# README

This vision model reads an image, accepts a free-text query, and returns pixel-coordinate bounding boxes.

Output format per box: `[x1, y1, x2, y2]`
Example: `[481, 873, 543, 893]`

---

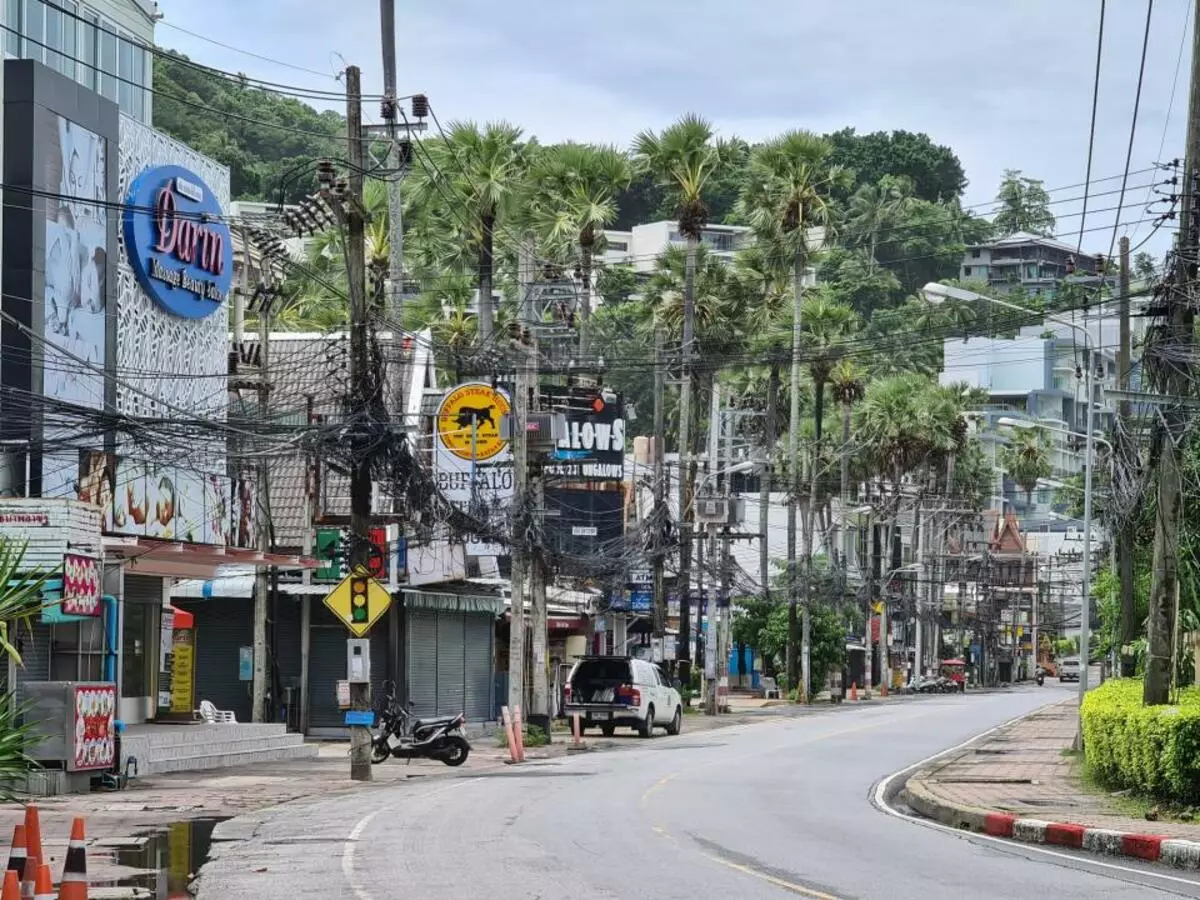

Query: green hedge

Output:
[1081, 679, 1200, 802]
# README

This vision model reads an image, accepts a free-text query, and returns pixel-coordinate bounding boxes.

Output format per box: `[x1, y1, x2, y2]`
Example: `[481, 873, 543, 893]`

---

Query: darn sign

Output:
[123, 165, 233, 319]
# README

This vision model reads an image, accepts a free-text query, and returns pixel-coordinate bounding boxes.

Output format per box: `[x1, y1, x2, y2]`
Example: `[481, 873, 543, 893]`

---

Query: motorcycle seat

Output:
[412, 715, 459, 730]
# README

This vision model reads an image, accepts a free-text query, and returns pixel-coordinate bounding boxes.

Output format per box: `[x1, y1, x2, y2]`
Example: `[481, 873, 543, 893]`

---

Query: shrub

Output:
[1081, 679, 1200, 802]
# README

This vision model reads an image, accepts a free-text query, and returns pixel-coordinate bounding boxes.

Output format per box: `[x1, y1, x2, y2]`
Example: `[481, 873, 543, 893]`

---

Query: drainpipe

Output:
[103, 594, 118, 683]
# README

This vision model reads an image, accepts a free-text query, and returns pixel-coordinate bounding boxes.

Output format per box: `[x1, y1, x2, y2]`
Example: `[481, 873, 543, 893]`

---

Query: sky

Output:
[158, 0, 1193, 259]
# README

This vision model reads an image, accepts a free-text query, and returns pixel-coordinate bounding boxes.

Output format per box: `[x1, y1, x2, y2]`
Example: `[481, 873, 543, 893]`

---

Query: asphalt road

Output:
[197, 683, 1200, 899]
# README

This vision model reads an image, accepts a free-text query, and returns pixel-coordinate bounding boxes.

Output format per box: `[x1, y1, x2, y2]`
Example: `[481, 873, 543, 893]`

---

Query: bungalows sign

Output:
[123, 165, 233, 319]
[543, 387, 626, 481]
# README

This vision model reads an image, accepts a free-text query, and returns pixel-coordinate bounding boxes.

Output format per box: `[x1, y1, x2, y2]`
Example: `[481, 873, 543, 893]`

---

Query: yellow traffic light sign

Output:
[324, 570, 391, 637]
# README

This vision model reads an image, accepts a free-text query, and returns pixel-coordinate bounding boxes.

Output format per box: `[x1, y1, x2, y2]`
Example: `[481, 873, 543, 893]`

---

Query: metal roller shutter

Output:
[309, 603, 348, 729]
[463, 613, 493, 723]
[406, 609, 438, 717]
[180, 597, 252, 723]
[15, 620, 53, 702]
[436, 612, 465, 716]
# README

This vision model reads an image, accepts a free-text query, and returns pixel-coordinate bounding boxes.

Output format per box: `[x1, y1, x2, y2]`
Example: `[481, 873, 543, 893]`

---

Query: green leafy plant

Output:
[0, 539, 50, 664]
[1081, 679, 1200, 802]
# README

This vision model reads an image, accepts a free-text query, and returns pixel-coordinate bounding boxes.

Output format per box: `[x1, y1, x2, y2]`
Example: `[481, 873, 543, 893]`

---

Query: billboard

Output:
[123, 165, 233, 319]
[541, 386, 626, 482]
[433, 382, 513, 556]
[43, 113, 108, 411]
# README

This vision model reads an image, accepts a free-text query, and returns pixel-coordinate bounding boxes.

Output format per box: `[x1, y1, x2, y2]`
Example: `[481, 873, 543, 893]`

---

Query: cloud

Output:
[159, 0, 1190, 254]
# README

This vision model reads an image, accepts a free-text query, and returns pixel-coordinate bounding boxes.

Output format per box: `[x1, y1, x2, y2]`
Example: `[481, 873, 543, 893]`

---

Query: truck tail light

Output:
[616, 685, 640, 707]
[563, 684, 572, 702]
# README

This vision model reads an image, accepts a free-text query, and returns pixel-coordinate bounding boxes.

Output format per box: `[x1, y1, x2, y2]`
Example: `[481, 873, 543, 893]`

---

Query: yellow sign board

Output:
[436, 382, 511, 462]
[323, 571, 391, 637]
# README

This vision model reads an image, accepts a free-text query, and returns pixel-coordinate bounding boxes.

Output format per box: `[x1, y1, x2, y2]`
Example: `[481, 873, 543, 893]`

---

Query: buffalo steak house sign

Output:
[123, 165, 233, 319]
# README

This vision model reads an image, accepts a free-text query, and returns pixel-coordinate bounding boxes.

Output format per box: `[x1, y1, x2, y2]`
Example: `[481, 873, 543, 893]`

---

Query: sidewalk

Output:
[903, 697, 1200, 868]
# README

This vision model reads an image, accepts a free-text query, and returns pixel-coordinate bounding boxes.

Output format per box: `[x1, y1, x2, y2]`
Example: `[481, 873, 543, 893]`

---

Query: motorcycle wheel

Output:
[439, 735, 470, 767]
[371, 736, 391, 765]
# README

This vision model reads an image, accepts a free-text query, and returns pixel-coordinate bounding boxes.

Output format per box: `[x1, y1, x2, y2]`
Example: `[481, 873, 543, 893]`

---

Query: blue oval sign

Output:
[123, 165, 233, 319]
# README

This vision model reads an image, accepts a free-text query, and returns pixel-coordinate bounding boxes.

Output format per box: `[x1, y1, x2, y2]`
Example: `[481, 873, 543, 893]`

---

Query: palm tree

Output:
[631, 116, 730, 677]
[1000, 427, 1052, 505]
[738, 130, 845, 696]
[407, 121, 528, 339]
[526, 143, 632, 353]
[844, 175, 914, 273]
[830, 359, 866, 567]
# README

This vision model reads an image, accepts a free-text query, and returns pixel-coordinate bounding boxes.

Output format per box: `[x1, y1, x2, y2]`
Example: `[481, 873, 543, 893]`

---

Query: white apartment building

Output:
[2, 0, 156, 122]
[601, 220, 755, 273]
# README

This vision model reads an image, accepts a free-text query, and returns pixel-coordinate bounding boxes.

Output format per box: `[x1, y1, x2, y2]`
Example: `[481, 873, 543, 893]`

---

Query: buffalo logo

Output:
[436, 383, 511, 462]
[455, 406, 495, 432]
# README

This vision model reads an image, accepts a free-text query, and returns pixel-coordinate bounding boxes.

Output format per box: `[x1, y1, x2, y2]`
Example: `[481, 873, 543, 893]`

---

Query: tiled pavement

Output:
[908, 697, 1200, 841]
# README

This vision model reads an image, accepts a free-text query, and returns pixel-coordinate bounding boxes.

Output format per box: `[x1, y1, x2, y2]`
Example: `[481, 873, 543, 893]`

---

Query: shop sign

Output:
[70, 684, 115, 771]
[123, 165, 233, 319]
[169, 627, 195, 715]
[0, 512, 48, 526]
[61, 553, 101, 616]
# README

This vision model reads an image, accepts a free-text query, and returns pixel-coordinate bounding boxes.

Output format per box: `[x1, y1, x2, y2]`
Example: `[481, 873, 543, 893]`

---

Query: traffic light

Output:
[350, 576, 369, 624]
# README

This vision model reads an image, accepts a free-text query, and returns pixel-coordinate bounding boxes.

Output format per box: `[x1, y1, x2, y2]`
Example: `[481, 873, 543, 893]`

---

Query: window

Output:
[971, 248, 981, 258]
[963, 266, 972, 277]
[1036, 489, 1051, 505]
[23, 0, 43, 63]
[129, 43, 146, 120]
[50, 618, 105, 682]
[117, 30, 132, 112]
[75, 9, 96, 90]
[703, 231, 735, 252]
[607, 241, 628, 252]
[59, 0, 75, 79]
[98, 24, 116, 102]
[5, 0, 20, 57]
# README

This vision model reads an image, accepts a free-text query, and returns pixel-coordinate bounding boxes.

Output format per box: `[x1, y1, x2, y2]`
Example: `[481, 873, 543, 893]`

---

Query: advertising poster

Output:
[61, 553, 101, 617]
[433, 383, 513, 557]
[43, 114, 108, 411]
[169, 623, 196, 715]
[70, 683, 115, 771]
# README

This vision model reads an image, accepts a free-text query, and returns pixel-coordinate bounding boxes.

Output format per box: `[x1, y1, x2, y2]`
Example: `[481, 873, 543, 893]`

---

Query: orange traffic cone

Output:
[1, 870, 18, 900]
[20, 852, 37, 900]
[59, 817, 87, 900]
[31, 864, 51, 900]
[20, 808, 41, 877]
[849, 681, 858, 702]
[5, 824, 25, 881]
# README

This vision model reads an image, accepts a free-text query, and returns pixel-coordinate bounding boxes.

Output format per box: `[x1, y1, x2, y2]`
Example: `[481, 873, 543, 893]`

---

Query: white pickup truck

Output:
[563, 656, 682, 738]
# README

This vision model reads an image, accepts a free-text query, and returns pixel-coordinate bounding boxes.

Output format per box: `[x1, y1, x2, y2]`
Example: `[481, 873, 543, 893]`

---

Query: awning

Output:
[402, 590, 505, 615]
[172, 566, 338, 600]
[106, 536, 316, 580]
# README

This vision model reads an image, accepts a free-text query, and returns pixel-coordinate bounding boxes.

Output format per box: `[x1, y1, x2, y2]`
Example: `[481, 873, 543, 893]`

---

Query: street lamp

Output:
[923, 282, 1099, 705]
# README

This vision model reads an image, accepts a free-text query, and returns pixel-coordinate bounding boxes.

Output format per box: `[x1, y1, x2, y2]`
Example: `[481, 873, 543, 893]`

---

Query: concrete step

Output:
[122, 724, 289, 750]
[139, 741, 319, 775]
[132, 734, 309, 764]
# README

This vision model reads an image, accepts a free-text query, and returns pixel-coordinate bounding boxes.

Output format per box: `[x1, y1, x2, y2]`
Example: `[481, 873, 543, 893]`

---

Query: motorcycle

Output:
[371, 684, 471, 767]
[1035, 666, 1045, 687]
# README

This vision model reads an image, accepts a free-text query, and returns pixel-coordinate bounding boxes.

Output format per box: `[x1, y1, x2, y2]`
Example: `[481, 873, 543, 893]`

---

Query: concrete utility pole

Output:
[787, 264, 802, 695]
[344, 65, 373, 782]
[1116, 235, 1136, 677]
[1145, 0, 1200, 705]
[378, 0, 405, 327]
[528, 261, 548, 728]
[705, 384, 721, 714]
[676, 250, 696, 682]
[720, 393, 735, 709]
[652, 326, 667, 640]
[760, 366, 778, 610]
[507, 244, 534, 715]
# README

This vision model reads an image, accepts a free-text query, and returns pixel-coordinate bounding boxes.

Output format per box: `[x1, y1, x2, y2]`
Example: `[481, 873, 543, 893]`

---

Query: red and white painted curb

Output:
[905, 782, 1200, 869]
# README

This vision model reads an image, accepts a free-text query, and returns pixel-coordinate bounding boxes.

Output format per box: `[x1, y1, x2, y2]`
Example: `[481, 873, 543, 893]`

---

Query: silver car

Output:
[1059, 657, 1081, 682]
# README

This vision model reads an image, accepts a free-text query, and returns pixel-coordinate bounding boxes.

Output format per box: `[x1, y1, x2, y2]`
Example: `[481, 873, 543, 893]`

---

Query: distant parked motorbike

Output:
[1035, 666, 1045, 687]
[371, 684, 470, 767]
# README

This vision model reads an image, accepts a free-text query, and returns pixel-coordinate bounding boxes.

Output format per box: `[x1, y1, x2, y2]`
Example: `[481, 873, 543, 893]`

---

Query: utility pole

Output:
[760, 366, 778, 610]
[705, 384, 721, 714]
[344, 65, 373, 781]
[1116, 235, 1136, 677]
[528, 260, 548, 728]
[786, 264, 803, 695]
[1147, 0, 1200, 705]
[720, 393, 735, 710]
[507, 244, 534, 715]
[253, 300, 271, 723]
[652, 326, 667, 641]
[676, 270, 696, 683]
[377, 0, 405, 327]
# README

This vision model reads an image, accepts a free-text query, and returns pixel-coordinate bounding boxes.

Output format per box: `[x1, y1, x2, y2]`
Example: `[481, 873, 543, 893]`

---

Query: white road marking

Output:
[872, 710, 1200, 890]
[342, 779, 470, 900]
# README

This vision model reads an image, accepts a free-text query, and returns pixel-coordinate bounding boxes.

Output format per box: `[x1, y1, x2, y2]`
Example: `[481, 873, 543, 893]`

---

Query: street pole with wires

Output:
[1116, 235, 1136, 677]
[344, 65, 373, 781]
[787, 258, 803, 697]
[1146, 0, 1200, 705]
[652, 325, 667, 642]
[378, 0, 405, 326]
[676, 284, 695, 685]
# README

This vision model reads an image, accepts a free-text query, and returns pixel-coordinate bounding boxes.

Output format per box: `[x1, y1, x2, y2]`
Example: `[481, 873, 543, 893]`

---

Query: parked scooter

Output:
[371, 684, 471, 766]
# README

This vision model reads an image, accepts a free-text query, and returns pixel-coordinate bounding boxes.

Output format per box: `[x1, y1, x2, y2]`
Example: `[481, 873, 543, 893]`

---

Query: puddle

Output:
[91, 818, 228, 898]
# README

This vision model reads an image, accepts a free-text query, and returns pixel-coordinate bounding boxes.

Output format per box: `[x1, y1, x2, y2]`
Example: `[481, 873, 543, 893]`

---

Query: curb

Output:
[903, 775, 1200, 869]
